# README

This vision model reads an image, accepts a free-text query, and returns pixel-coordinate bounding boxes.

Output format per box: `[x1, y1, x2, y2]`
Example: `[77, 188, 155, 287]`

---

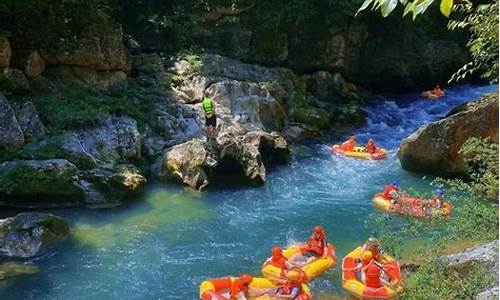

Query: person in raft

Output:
[382, 180, 401, 205]
[298, 225, 329, 264]
[203, 94, 217, 139]
[361, 237, 382, 262]
[340, 135, 356, 151]
[229, 274, 253, 300]
[267, 272, 304, 299]
[264, 247, 295, 282]
[423, 188, 444, 217]
[364, 138, 378, 154]
[433, 85, 444, 97]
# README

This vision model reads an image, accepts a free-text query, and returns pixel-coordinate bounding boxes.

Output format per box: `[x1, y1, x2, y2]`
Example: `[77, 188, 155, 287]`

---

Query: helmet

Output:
[367, 237, 379, 246]
[239, 274, 253, 284]
[368, 138, 374, 143]
[272, 246, 283, 258]
[435, 188, 444, 196]
[391, 180, 400, 187]
[362, 250, 373, 262]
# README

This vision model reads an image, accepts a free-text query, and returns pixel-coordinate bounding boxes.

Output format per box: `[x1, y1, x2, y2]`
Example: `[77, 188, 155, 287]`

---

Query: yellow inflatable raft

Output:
[342, 246, 402, 300]
[199, 276, 312, 300]
[372, 193, 453, 217]
[331, 145, 387, 160]
[262, 243, 336, 283]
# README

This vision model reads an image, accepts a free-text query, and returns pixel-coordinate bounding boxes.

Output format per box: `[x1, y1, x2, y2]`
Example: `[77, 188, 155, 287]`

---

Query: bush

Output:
[402, 260, 494, 300]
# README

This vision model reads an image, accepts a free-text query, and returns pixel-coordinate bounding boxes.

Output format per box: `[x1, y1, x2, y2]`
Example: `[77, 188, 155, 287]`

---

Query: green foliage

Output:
[0, 0, 113, 50]
[0, 162, 73, 194]
[29, 83, 148, 132]
[458, 137, 498, 199]
[0, 137, 63, 161]
[356, 0, 455, 19]
[402, 260, 494, 299]
[448, 1, 499, 82]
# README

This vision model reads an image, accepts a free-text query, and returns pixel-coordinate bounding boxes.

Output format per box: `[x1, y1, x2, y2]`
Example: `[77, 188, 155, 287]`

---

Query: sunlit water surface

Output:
[1, 84, 497, 299]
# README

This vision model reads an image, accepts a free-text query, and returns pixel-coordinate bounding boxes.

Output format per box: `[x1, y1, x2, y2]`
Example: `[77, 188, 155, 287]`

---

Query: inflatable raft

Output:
[262, 244, 336, 283]
[372, 193, 453, 217]
[199, 276, 311, 300]
[342, 246, 402, 300]
[421, 91, 444, 99]
[331, 145, 387, 160]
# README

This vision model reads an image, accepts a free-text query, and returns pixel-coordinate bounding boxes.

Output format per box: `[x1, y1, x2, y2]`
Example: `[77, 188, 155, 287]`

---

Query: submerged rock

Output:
[398, 93, 499, 177]
[0, 213, 69, 258]
[0, 262, 39, 280]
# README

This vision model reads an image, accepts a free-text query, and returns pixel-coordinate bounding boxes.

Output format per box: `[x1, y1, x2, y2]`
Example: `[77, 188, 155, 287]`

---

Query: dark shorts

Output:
[205, 114, 217, 127]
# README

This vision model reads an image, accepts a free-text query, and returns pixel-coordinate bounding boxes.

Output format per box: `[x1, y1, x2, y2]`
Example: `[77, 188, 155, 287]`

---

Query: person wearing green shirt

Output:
[202, 95, 217, 138]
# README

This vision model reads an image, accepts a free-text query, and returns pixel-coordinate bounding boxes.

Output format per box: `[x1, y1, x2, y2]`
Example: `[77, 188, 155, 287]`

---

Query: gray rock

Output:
[0, 37, 11, 71]
[443, 240, 499, 300]
[0, 94, 24, 147]
[154, 131, 289, 189]
[398, 93, 499, 177]
[16, 102, 46, 142]
[63, 116, 141, 167]
[0, 159, 86, 207]
[124, 33, 141, 55]
[0, 212, 69, 258]
[41, 22, 130, 72]
[13, 50, 46, 79]
[0, 68, 30, 93]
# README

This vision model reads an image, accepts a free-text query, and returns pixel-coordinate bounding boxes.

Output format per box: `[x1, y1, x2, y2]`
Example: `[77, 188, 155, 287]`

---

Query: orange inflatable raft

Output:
[372, 193, 453, 217]
[421, 90, 444, 99]
[342, 246, 402, 299]
[199, 276, 312, 300]
[261, 244, 336, 283]
[331, 145, 387, 160]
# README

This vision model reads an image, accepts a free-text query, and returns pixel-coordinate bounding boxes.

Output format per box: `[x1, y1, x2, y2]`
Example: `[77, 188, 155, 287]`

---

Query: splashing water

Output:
[1, 84, 497, 299]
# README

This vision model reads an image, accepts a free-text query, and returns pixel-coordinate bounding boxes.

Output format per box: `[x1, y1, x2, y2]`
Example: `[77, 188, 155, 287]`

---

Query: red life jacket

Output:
[366, 142, 376, 154]
[363, 263, 382, 288]
[229, 279, 249, 299]
[306, 236, 325, 256]
[382, 185, 398, 200]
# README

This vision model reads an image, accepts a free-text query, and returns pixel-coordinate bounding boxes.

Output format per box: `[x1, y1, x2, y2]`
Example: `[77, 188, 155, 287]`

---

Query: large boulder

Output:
[12, 50, 46, 79]
[154, 131, 289, 189]
[153, 138, 213, 190]
[0, 212, 69, 258]
[41, 23, 130, 72]
[16, 102, 46, 142]
[0, 68, 30, 93]
[82, 165, 146, 203]
[398, 94, 499, 177]
[0, 159, 86, 206]
[59, 116, 141, 169]
[0, 94, 24, 147]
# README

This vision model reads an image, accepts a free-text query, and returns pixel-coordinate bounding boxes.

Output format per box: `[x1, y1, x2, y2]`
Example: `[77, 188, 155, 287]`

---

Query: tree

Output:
[357, 0, 499, 82]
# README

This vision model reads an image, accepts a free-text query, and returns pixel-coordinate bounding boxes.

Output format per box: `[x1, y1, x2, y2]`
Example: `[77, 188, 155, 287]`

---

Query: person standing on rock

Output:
[203, 94, 217, 139]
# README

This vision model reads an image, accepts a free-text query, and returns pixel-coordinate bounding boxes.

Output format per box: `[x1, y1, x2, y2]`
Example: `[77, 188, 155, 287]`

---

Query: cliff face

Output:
[117, 1, 468, 91]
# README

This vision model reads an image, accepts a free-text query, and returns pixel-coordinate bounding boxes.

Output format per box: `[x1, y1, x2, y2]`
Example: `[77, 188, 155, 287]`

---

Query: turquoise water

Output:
[1, 84, 497, 299]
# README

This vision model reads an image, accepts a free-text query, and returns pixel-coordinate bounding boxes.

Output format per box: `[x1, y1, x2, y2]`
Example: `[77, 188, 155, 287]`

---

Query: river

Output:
[1, 84, 497, 299]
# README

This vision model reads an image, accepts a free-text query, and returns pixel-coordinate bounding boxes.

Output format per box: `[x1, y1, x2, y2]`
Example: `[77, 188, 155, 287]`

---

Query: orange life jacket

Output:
[382, 185, 398, 200]
[366, 142, 376, 154]
[363, 263, 382, 288]
[340, 139, 356, 151]
[230, 279, 249, 299]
